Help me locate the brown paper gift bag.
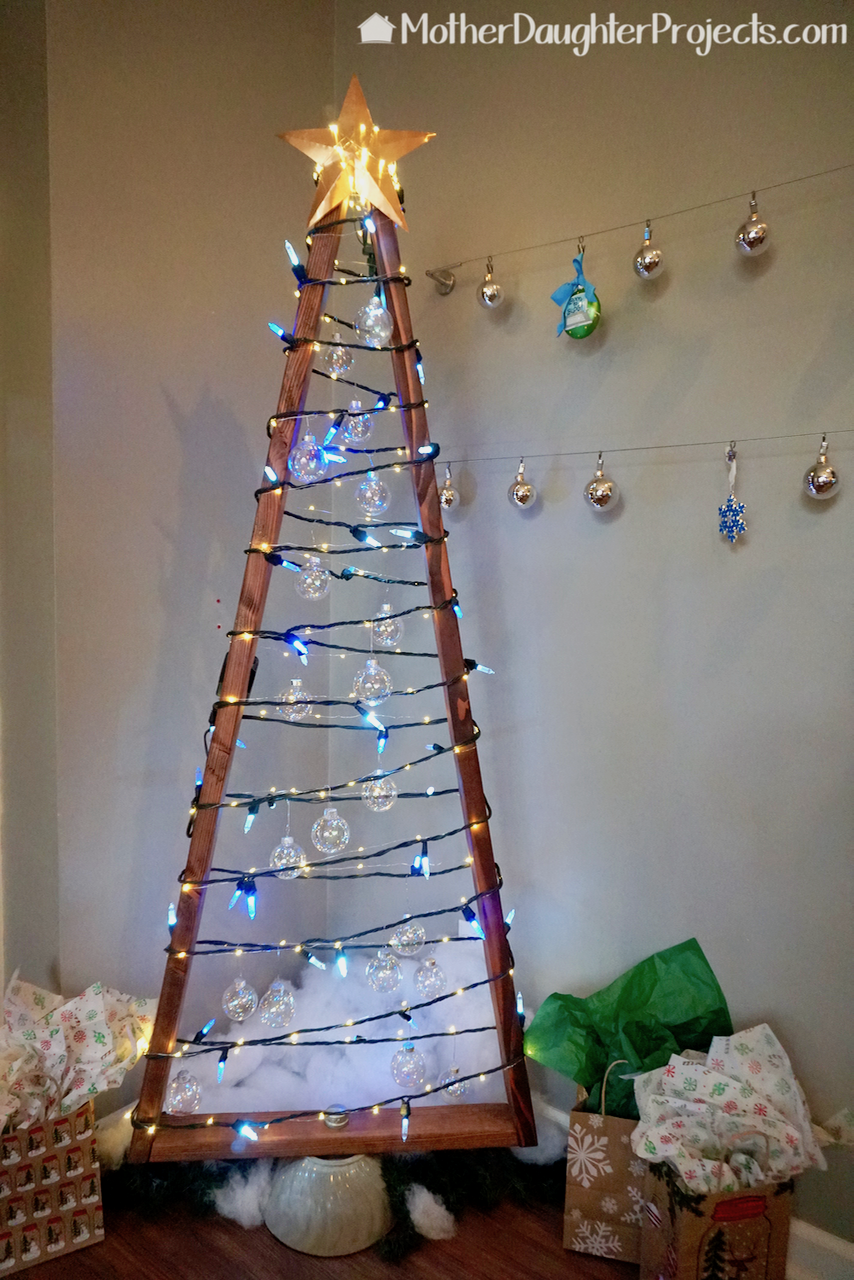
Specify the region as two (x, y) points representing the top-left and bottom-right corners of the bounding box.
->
(564, 1059), (646, 1263)
(640, 1133), (793, 1280)
(0, 1100), (103, 1273)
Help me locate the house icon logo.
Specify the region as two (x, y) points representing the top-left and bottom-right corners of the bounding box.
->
(358, 13), (396, 42)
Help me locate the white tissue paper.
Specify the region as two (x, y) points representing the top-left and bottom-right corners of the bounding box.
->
(632, 1023), (826, 1194)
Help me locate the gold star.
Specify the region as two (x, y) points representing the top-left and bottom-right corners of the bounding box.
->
(280, 75), (433, 230)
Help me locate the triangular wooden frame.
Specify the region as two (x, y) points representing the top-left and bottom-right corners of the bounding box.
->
(128, 205), (536, 1163)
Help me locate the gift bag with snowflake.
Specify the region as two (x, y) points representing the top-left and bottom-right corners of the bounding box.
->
(563, 1063), (647, 1263)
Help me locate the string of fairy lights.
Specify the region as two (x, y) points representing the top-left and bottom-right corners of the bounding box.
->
(148, 211), (521, 1143)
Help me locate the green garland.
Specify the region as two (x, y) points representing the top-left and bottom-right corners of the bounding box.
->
(103, 1149), (566, 1260)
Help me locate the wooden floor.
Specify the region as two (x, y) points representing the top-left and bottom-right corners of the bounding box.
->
(28, 1198), (639, 1279)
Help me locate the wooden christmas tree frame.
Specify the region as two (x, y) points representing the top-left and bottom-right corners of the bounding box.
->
(129, 88), (535, 1164)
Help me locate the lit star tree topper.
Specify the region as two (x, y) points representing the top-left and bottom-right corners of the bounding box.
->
(280, 75), (433, 230)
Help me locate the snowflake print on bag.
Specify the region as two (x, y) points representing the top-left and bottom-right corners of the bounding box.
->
(622, 1185), (645, 1226)
(566, 1124), (613, 1188)
(588, 1113), (604, 1129)
(570, 1221), (623, 1258)
(629, 1159), (646, 1177)
(601, 1196), (619, 1215)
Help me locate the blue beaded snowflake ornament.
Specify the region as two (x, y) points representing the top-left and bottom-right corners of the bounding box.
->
(719, 443), (746, 543)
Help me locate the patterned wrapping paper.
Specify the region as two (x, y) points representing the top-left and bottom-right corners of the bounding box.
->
(0, 974), (156, 1129)
(631, 1024), (826, 1193)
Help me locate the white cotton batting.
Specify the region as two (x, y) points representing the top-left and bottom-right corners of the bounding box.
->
(213, 1158), (276, 1228)
(405, 1183), (457, 1239)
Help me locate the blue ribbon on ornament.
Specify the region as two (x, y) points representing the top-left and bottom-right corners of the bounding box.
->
(550, 252), (597, 336)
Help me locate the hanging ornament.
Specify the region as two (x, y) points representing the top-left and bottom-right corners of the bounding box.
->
(341, 399), (373, 444)
(354, 296), (394, 348)
(352, 657), (393, 705)
(438, 1065), (470, 1098)
(389, 921), (426, 957)
(277, 677), (312, 722)
(414, 956), (446, 998)
(735, 192), (769, 256)
(508, 458), (537, 509)
(258, 979), (295, 1029)
(288, 433), (328, 484)
(355, 471), (391, 517)
(222, 977), (259, 1022)
(322, 331), (354, 376)
(362, 771), (398, 812)
(718, 442), (747, 543)
(270, 834), (307, 880)
(439, 464), (460, 511)
(584, 452), (620, 512)
(372, 602), (404, 649)
(633, 220), (663, 280)
(803, 434), (840, 500)
(366, 947), (403, 993)
(166, 1069), (202, 1115)
(295, 554), (331, 600)
(551, 241), (601, 339)
(311, 806), (350, 854)
(477, 256), (505, 309)
(391, 1043), (427, 1089)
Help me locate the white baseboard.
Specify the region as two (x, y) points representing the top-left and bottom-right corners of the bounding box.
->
(787, 1217), (854, 1280)
(530, 1105), (854, 1280)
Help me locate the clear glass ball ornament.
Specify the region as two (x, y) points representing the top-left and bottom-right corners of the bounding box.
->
(439, 465), (460, 511)
(166, 1069), (202, 1115)
(438, 1065), (470, 1098)
(341, 399), (374, 445)
(352, 657), (393, 706)
(365, 947), (403, 993)
(311, 806), (350, 854)
(354, 298), (394, 349)
(355, 471), (390, 517)
(323, 331), (354, 376)
(270, 834), (307, 880)
(222, 977), (259, 1022)
(258, 979), (295, 1029)
(361, 772), (397, 812)
(288, 434), (328, 484)
(391, 1043), (427, 1089)
(278, 678), (312, 722)
(296, 555), (330, 600)
(414, 956), (446, 998)
(389, 921), (426, 957)
(372, 602), (404, 649)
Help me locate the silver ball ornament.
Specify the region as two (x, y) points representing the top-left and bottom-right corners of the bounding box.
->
(634, 220), (663, 280)
(508, 458), (537, 509)
(477, 256), (504, 309)
(803, 435), (839, 500)
(439, 464), (460, 511)
(584, 453), (620, 511)
(735, 193), (769, 256)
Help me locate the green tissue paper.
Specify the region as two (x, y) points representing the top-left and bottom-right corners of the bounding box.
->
(523, 938), (732, 1120)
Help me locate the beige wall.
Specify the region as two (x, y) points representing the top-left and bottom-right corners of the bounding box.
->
(1, 0), (851, 1238)
(0, 0), (59, 991)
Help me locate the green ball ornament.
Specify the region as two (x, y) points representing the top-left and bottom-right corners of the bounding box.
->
(561, 286), (601, 339)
